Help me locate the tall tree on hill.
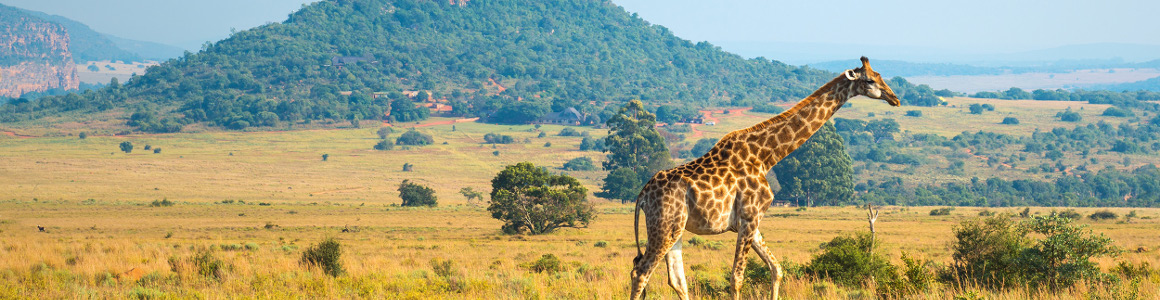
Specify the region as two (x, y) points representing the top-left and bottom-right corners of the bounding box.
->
(771, 122), (854, 207)
(598, 100), (671, 202)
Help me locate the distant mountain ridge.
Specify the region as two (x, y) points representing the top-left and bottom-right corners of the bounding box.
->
(2, 0), (836, 132)
(10, 5), (184, 63)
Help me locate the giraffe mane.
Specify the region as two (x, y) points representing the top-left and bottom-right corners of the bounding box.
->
(725, 75), (845, 138)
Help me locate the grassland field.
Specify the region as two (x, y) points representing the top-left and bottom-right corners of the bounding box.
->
(2, 96), (1160, 298)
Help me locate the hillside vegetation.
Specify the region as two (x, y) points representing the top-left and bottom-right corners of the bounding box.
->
(2, 0), (836, 132)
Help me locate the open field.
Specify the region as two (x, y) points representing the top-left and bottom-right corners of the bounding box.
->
(2, 202), (1159, 298)
(3, 97), (1160, 298)
(75, 61), (159, 85)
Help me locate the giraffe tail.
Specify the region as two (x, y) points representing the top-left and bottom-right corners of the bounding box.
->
(633, 189), (645, 261)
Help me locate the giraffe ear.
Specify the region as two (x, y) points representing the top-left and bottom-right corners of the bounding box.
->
(843, 69), (857, 80)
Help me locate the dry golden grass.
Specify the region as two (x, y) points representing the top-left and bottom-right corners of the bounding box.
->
(2, 202), (1158, 299)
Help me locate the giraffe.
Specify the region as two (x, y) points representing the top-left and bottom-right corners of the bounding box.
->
(630, 57), (900, 300)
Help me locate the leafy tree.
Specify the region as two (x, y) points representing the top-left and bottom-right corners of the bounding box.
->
(690, 137), (717, 158)
(376, 127), (394, 139)
(78, 132), (87, 139)
(557, 127), (581, 136)
(602, 100), (672, 190)
(562, 157), (595, 171)
(864, 119), (899, 142)
(597, 167), (643, 203)
(483, 133), (514, 144)
(390, 97), (430, 123)
(396, 129), (433, 146)
(579, 136), (604, 151)
(803, 233), (897, 286)
(1001, 117), (1020, 125)
(1020, 215), (1118, 289)
(398, 179), (437, 207)
(771, 122), (853, 206)
(488, 162), (595, 234)
(119, 141), (133, 153)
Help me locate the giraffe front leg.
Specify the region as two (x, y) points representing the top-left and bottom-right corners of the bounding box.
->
(750, 231), (783, 300)
(729, 229), (753, 300)
(665, 239), (689, 300)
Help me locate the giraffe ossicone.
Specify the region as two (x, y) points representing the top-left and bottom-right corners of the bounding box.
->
(630, 57), (900, 300)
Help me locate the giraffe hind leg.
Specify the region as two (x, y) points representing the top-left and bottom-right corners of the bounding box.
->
(729, 225), (755, 300)
(750, 231), (783, 300)
(631, 217), (685, 299)
(665, 239), (689, 300)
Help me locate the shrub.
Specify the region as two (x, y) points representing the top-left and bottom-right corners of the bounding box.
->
(1057, 110), (1082, 122)
(119, 141), (133, 153)
(321, 154), (328, 161)
(78, 132), (87, 139)
(803, 233), (896, 286)
(483, 133), (514, 144)
(543, 142), (551, 147)
(430, 258), (455, 278)
(579, 136), (605, 151)
(144, 145), (152, 150)
(558, 127), (581, 136)
(949, 215), (1118, 290)
(930, 207), (954, 216)
(185, 250), (226, 280)
(396, 129), (434, 145)
(523, 254), (563, 273)
(402, 163), (413, 171)
(968, 104), (984, 114)
(687, 236), (707, 247)
(1001, 117), (1020, 124)
(1089, 210), (1118, 221)
(562, 157), (596, 171)
(398, 179), (437, 207)
(1057, 209), (1082, 220)
(1102, 107), (1134, 117)
(905, 110), (922, 117)
(301, 238), (344, 277)
(153, 148), (161, 154)
(374, 139), (394, 150)
(593, 241), (608, 248)
(149, 199), (174, 207)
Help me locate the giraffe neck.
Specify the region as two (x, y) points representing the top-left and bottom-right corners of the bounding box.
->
(741, 75), (855, 173)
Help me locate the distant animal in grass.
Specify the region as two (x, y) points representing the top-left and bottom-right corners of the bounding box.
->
(37, 225), (45, 232)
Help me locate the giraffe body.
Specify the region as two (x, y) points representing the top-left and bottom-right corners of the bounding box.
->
(630, 57), (900, 300)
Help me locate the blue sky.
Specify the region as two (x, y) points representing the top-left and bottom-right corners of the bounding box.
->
(3, 0), (1158, 63)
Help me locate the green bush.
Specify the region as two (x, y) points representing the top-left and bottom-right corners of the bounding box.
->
(930, 207), (954, 216)
(561, 157), (596, 171)
(430, 258), (455, 278)
(1001, 117), (1020, 125)
(905, 110), (922, 117)
(593, 241), (608, 248)
(1057, 209), (1082, 220)
(523, 254), (563, 274)
(558, 127), (581, 136)
(948, 215), (1119, 290)
(1089, 210), (1118, 221)
(373, 139), (394, 150)
(396, 129), (433, 146)
(301, 238), (344, 277)
(687, 236), (707, 247)
(398, 179), (437, 207)
(149, 199), (174, 207)
(803, 233), (896, 286)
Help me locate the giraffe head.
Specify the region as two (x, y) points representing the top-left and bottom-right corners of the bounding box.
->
(842, 56), (900, 106)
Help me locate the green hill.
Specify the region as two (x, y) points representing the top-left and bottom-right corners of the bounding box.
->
(1, 0), (834, 132)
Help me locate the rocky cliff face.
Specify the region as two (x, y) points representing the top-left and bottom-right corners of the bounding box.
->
(0, 6), (79, 98)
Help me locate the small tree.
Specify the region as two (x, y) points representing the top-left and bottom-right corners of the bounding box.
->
(78, 132), (87, 139)
(376, 127), (394, 139)
(119, 141), (133, 153)
(459, 187), (484, 203)
(153, 148), (162, 154)
(398, 179), (437, 207)
(1001, 117), (1020, 125)
(488, 162), (595, 234)
(321, 154), (329, 161)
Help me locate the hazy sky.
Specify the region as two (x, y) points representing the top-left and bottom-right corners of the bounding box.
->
(3, 0), (1158, 62)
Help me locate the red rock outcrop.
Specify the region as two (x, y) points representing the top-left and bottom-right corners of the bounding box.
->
(0, 9), (79, 97)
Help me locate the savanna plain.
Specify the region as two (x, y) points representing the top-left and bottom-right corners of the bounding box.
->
(2, 98), (1159, 299)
